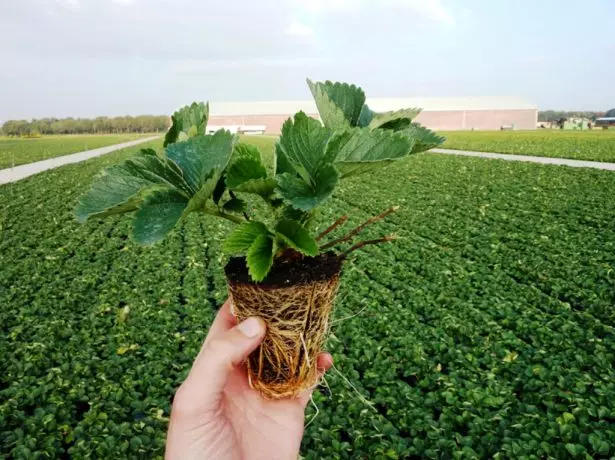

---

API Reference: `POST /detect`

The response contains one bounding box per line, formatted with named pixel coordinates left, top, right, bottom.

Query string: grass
left=0, top=134, right=154, bottom=169
left=441, top=129, right=615, bottom=162
left=2, top=136, right=615, bottom=458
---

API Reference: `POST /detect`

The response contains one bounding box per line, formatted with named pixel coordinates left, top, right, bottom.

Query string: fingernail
left=237, top=317, right=263, bottom=338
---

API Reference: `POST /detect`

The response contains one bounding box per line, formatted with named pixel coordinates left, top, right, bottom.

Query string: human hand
left=166, top=298, right=333, bottom=460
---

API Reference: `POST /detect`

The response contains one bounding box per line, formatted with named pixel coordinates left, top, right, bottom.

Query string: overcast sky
left=1, top=0, right=614, bottom=120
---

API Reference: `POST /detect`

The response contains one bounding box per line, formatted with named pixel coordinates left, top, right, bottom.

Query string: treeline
left=1, top=115, right=170, bottom=136
left=538, top=111, right=605, bottom=122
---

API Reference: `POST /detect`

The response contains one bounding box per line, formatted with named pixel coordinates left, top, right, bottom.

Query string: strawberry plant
left=76, top=78, right=444, bottom=398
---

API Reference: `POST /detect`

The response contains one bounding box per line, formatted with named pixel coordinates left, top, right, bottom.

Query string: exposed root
left=330, top=363, right=377, bottom=413
left=304, top=393, right=320, bottom=429
left=331, top=302, right=371, bottom=325
left=228, top=273, right=340, bottom=399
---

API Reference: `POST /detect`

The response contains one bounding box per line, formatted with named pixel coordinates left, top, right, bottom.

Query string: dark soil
left=225, top=251, right=342, bottom=288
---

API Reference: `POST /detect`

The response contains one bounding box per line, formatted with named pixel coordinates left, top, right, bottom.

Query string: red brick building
left=207, top=96, right=537, bottom=134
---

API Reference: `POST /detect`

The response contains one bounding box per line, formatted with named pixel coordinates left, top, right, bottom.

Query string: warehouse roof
left=209, top=96, right=537, bottom=116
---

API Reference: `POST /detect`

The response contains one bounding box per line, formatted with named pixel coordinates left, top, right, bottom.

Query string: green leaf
left=357, top=104, right=375, bottom=127
left=226, top=158, right=267, bottom=189
left=75, top=152, right=182, bottom=223
left=307, top=79, right=366, bottom=129
left=326, top=128, right=414, bottom=178
left=223, top=221, right=270, bottom=254
left=369, top=108, right=422, bottom=131
left=232, top=142, right=262, bottom=162
left=565, top=443, right=585, bottom=457
left=222, top=197, right=247, bottom=213
left=233, top=178, right=278, bottom=198
left=278, top=205, right=311, bottom=225
left=124, top=150, right=193, bottom=196
left=277, top=112, right=332, bottom=183
left=400, top=122, right=446, bottom=154
left=165, top=130, right=236, bottom=192
left=275, top=220, right=319, bottom=256
left=247, top=234, right=274, bottom=282
left=76, top=166, right=149, bottom=222
left=274, top=142, right=295, bottom=176
left=183, top=174, right=219, bottom=215
left=277, top=164, right=338, bottom=211
left=132, top=188, right=188, bottom=245
left=164, top=102, right=209, bottom=147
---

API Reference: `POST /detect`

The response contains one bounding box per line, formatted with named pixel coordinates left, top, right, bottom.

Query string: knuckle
left=204, top=337, right=230, bottom=359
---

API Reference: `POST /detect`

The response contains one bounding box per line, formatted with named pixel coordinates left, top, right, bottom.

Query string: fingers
left=203, top=298, right=236, bottom=346
left=298, top=352, right=334, bottom=407
left=176, top=316, right=266, bottom=413
left=316, top=352, right=334, bottom=372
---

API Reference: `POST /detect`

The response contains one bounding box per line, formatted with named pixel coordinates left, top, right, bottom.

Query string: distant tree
left=539, top=110, right=601, bottom=122
left=1, top=115, right=170, bottom=136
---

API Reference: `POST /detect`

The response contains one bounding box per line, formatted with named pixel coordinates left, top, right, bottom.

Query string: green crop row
left=2, top=137, right=615, bottom=458
left=441, top=130, right=615, bottom=163
left=0, top=134, right=151, bottom=169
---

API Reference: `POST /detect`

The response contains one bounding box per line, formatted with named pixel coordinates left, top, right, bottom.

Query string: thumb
left=184, top=317, right=266, bottom=408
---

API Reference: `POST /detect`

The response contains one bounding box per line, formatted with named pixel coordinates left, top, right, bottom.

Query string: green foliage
left=274, top=220, right=319, bottom=256
left=165, top=131, right=235, bottom=193
left=0, top=134, right=151, bottom=169
left=247, top=234, right=275, bottom=281
left=223, top=221, right=270, bottom=254
left=441, top=129, right=615, bottom=162
left=307, top=79, right=366, bottom=130
left=402, top=123, right=446, bottom=154
left=76, top=77, right=445, bottom=281
left=163, top=102, right=209, bottom=147
left=1, top=116, right=169, bottom=137
left=133, top=188, right=188, bottom=245
left=369, top=108, right=422, bottom=130
left=326, top=128, right=415, bottom=178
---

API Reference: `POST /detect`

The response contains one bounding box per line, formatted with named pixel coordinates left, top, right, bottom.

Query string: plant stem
left=340, top=234, right=396, bottom=258
left=204, top=208, right=244, bottom=224
left=320, top=206, right=399, bottom=251
left=316, top=215, right=348, bottom=241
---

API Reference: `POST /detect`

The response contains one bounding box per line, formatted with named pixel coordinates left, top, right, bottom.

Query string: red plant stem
left=316, top=215, right=349, bottom=241
left=319, top=206, right=399, bottom=251
left=340, top=235, right=396, bottom=258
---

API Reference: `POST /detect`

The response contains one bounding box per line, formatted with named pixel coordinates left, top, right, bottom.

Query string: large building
left=207, top=96, right=538, bottom=134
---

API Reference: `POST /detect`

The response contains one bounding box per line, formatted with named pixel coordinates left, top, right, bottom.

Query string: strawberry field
left=2, top=137, right=615, bottom=458
left=442, top=130, right=615, bottom=163
left=0, top=134, right=149, bottom=169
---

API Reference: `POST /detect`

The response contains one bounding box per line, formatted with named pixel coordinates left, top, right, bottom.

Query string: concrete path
left=0, top=136, right=160, bottom=185
left=431, top=148, right=615, bottom=171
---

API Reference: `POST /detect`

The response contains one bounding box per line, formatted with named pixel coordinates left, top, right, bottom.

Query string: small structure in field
left=596, top=109, right=615, bottom=129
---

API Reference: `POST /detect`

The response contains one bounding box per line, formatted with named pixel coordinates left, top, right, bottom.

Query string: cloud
left=393, top=0, right=455, bottom=25
left=285, top=21, right=315, bottom=36
left=55, top=0, right=80, bottom=8
left=111, top=0, right=135, bottom=5
left=299, top=0, right=349, bottom=13
left=294, top=0, right=455, bottom=25
left=171, top=57, right=327, bottom=73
